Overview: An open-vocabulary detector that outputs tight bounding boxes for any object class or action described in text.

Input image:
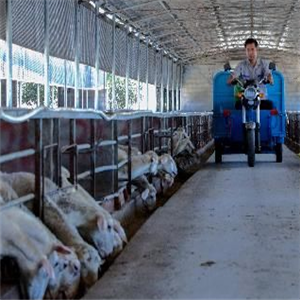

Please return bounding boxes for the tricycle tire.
[247,129,255,167]
[276,143,283,163]
[215,143,222,163]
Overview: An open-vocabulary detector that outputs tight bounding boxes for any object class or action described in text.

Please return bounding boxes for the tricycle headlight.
[244,86,257,101]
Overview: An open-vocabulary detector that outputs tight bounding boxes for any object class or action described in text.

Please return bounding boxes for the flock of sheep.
[0,126,197,299]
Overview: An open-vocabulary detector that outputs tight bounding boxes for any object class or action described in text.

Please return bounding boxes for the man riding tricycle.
[213,38,286,167]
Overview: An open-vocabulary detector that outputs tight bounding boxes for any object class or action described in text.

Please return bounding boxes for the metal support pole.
[44,0,50,107]
[180,63,183,111]
[34,119,43,219]
[127,120,132,198]
[20,82,22,107]
[64,60,67,107]
[94,0,100,110]
[112,120,119,209]
[0,79,2,107]
[160,52,164,112]
[69,119,77,185]
[125,26,130,109]
[166,58,170,112]
[81,74,84,108]
[17,81,21,107]
[146,37,149,110]
[74,0,80,108]
[6,0,12,107]
[170,117,174,156]
[172,61,175,112]
[176,64,179,111]
[90,119,96,197]
[150,116,154,150]
[53,118,61,187]
[137,33,141,110]
[37,84,40,106]
[154,50,157,112]
[111,14,116,111]
[159,117,162,153]
[141,117,145,153]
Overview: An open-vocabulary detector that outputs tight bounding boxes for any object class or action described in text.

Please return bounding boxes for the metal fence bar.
[99,140,116,147]
[44,0,50,107]
[6,0,12,108]
[137,33,141,110]
[0,149,35,164]
[34,119,43,219]
[160,52,164,112]
[74,1,80,109]
[94,0,100,110]
[125,25,130,109]
[166,58,170,112]
[111,14,116,111]
[146,38,149,110]
[0,194,35,212]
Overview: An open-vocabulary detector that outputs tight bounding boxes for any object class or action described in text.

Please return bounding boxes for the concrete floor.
[84,147,300,299]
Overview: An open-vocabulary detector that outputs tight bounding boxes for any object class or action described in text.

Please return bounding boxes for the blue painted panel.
[213,70,286,149]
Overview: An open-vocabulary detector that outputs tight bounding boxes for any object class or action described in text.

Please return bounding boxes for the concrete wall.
[277,62,300,111]
[181,64,222,112]
[181,61,300,112]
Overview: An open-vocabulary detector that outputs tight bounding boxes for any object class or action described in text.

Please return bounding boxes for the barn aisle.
[84,146,300,299]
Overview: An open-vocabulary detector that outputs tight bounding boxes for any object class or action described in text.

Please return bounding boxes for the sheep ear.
[54,244,72,255]
[97,215,107,231]
[141,188,149,200]
[151,155,159,163]
[61,166,70,178]
[113,220,128,243]
[41,257,55,280]
[160,155,168,164]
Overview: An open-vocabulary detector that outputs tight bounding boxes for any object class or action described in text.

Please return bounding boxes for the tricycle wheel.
[247,129,255,167]
[215,143,222,163]
[275,143,283,163]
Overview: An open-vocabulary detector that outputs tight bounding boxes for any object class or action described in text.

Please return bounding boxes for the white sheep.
[158,154,178,178]
[60,168,127,257]
[0,196,55,300]
[132,175,157,211]
[46,250,81,299]
[169,127,195,156]
[118,150,159,183]
[118,144,142,162]
[0,172,102,289]
[34,193,102,290]
[0,179,82,298]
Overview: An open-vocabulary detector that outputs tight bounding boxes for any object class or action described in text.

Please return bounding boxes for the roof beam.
[131,10,171,24]
[276,0,298,48]
[158,36,190,46]
[209,0,227,47]
[158,0,200,50]
[250,0,254,37]
[151,29,185,39]
[103,0,181,60]
[107,0,159,13]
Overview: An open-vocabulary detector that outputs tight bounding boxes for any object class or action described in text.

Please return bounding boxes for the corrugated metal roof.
[100,0,300,65]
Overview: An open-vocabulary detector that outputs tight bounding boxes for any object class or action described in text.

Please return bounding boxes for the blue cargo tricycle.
[213,64,286,167]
